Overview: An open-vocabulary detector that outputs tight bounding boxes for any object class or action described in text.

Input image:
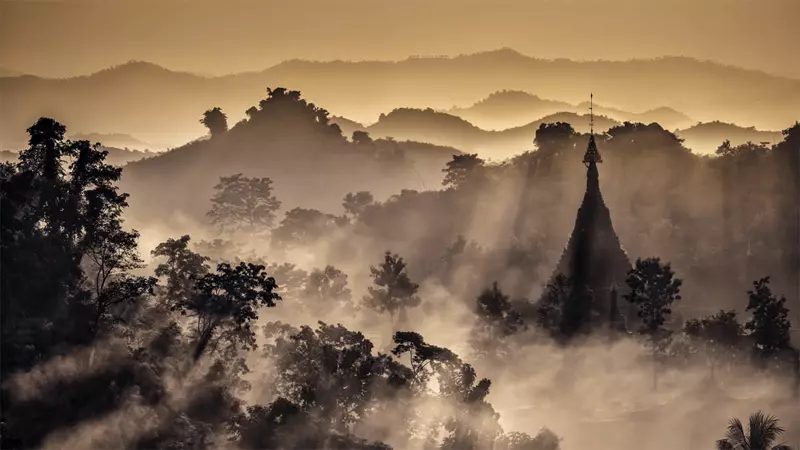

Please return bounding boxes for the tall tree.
[624,257,683,389]
[200,107,228,137]
[745,277,792,360]
[207,173,281,235]
[363,251,421,324]
[471,282,524,361]
[1,118,152,373]
[716,411,792,450]
[151,235,210,310]
[180,262,281,361]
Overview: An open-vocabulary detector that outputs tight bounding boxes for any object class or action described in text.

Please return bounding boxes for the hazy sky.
[1,0,797,79]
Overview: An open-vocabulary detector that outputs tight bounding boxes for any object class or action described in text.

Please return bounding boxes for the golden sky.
[1,0,797,79]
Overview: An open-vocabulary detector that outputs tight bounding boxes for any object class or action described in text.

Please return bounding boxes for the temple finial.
[583,95,602,167]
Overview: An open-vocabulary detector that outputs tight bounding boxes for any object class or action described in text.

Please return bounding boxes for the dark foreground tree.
[151,235,210,310]
[1,118,152,374]
[181,262,281,361]
[716,411,792,450]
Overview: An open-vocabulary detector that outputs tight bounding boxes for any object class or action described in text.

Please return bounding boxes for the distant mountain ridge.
[330,110,782,157]
[1,49,798,149]
[449,90,694,131]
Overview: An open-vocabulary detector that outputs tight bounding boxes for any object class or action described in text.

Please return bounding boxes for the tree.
[200,107,228,137]
[352,130,374,146]
[180,262,281,361]
[442,153,485,189]
[683,309,743,380]
[1,118,152,373]
[745,277,792,359]
[363,251,421,324]
[304,265,353,312]
[536,274,573,337]
[474,282,524,336]
[271,207,344,249]
[342,191,374,219]
[207,173,281,235]
[151,235,210,310]
[716,411,792,450]
[624,257,683,389]
[471,282,524,360]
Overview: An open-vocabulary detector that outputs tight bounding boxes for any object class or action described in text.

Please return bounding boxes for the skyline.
[1,0,798,79]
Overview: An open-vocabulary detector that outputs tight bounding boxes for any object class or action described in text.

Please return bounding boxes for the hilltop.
[676,121,784,154]
[364,108,618,157]
[119,89,459,222]
[2,49,798,149]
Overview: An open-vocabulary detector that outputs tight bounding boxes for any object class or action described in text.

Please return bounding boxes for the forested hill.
[119,88,459,222]
[365,109,620,157]
[2,49,798,148]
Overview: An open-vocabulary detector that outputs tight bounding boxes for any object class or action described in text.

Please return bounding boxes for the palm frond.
[726,417,749,449]
[748,411,785,450]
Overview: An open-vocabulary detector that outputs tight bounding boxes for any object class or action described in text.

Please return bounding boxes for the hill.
[1,50,797,149]
[365,108,620,158]
[448,91,573,130]
[118,89,460,223]
[676,121,784,154]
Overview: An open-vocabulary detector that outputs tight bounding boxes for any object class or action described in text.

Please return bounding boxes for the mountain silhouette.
[450,90,695,131]
[2,49,797,149]
[676,121,784,153]
[118,89,459,222]
[365,108,619,158]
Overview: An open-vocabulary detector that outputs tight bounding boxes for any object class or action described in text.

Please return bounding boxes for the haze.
[1,0,798,79]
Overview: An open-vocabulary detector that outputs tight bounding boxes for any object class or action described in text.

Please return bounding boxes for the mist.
[2,3,799,449]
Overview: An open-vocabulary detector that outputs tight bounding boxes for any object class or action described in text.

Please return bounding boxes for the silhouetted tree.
[342,191,375,219]
[151,235,210,310]
[716,411,792,450]
[352,130,374,146]
[624,257,682,389]
[207,173,281,235]
[684,309,743,381]
[180,262,281,360]
[471,282,524,361]
[745,277,792,361]
[1,118,151,373]
[536,274,573,337]
[442,153,485,189]
[200,107,228,137]
[363,252,421,324]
